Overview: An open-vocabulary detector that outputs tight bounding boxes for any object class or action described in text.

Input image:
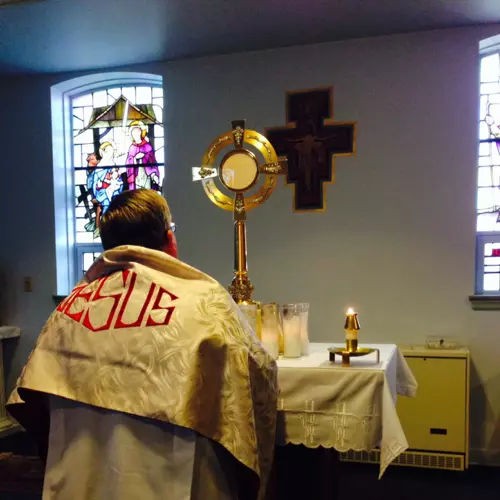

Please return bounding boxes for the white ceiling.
[0,0,500,75]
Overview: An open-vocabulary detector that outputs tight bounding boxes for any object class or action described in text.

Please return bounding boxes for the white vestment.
[8,246,278,499]
[43,397,239,500]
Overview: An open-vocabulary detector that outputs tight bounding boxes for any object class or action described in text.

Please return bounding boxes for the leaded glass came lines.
[72,86,164,243]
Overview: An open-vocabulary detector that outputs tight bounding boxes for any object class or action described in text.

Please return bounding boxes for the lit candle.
[344,308,360,353]
[283,310,302,358]
[299,303,310,356]
[260,303,280,359]
[261,326,280,360]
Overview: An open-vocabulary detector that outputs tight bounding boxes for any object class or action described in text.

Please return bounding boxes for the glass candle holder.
[260,303,280,359]
[298,303,310,356]
[239,303,260,339]
[278,309,284,355]
[281,304,302,358]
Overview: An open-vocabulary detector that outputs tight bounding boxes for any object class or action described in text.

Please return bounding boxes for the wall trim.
[469,295,500,310]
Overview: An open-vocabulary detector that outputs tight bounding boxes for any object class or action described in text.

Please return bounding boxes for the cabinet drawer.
[397,357,466,453]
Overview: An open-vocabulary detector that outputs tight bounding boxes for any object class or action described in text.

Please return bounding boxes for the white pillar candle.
[260,303,281,359]
[300,327,309,355]
[261,327,279,359]
[283,315,302,358]
[299,304,310,356]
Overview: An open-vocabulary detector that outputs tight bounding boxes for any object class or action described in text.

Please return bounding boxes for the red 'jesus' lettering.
[82,274,123,332]
[56,270,178,331]
[56,284,86,314]
[146,287,178,327]
[114,273,156,330]
[60,283,95,323]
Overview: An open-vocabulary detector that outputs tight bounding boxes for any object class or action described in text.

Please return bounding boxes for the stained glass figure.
[72,87,164,243]
[478,53,500,232]
[126,121,161,190]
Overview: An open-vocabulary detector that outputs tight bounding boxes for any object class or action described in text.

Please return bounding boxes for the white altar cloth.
[276,343,417,478]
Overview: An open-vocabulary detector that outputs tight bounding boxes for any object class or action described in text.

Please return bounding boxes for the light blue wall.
[1,25,500,462]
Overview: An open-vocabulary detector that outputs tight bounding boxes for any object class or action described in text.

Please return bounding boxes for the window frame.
[51,72,163,296]
[76,245,103,279]
[475,38,500,298]
[475,232,500,294]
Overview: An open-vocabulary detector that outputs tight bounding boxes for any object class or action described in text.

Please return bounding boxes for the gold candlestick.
[344,308,360,353]
[329,308,378,366]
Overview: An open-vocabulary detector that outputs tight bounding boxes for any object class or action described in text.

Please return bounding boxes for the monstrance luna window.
[72,86,164,272]
[477,51,500,293]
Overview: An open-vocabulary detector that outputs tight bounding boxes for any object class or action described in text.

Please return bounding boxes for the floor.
[340,461,500,500]
[1,433,499,499]
[2,495,40,500]
[2,461,499,499]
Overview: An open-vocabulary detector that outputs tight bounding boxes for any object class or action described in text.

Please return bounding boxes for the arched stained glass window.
[73,85,164,245]
[477,38,500,295]
[51,73,163,295]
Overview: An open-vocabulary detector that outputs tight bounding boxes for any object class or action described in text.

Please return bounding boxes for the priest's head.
[100,189,178,258]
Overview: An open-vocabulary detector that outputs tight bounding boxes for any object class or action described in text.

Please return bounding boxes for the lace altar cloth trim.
[277,404,408,478]
[276,344,416,478]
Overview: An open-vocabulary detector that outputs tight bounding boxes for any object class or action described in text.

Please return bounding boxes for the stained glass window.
[477,51,500,293]
[478,54,500,231]
[72,86,164,243]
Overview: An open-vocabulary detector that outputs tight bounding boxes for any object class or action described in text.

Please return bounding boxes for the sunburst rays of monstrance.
[192,120,287,304]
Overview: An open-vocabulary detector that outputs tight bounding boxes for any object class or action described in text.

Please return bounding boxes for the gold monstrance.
[192,120,286,304]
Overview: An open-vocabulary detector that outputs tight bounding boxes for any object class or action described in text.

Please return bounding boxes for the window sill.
[469,295,500,310]
[52,295,67,305]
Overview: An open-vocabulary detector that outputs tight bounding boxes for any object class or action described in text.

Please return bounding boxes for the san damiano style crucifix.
[265,88,357,212]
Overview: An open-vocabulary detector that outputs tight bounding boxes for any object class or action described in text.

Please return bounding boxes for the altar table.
[276,343,417,478]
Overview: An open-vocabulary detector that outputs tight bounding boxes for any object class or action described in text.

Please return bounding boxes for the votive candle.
[282,304,302,358]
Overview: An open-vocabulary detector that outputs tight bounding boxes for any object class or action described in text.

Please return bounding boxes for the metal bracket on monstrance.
[192,120,287,304]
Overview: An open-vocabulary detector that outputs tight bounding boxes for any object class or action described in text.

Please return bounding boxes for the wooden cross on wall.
[265,88,356,212]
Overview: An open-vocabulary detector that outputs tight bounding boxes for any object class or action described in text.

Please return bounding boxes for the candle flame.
[347,308,355,315]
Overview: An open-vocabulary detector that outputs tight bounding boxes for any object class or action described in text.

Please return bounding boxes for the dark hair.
[99,189,172,251]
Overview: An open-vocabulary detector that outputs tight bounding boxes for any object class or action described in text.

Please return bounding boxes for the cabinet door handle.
[430,428,447,435]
